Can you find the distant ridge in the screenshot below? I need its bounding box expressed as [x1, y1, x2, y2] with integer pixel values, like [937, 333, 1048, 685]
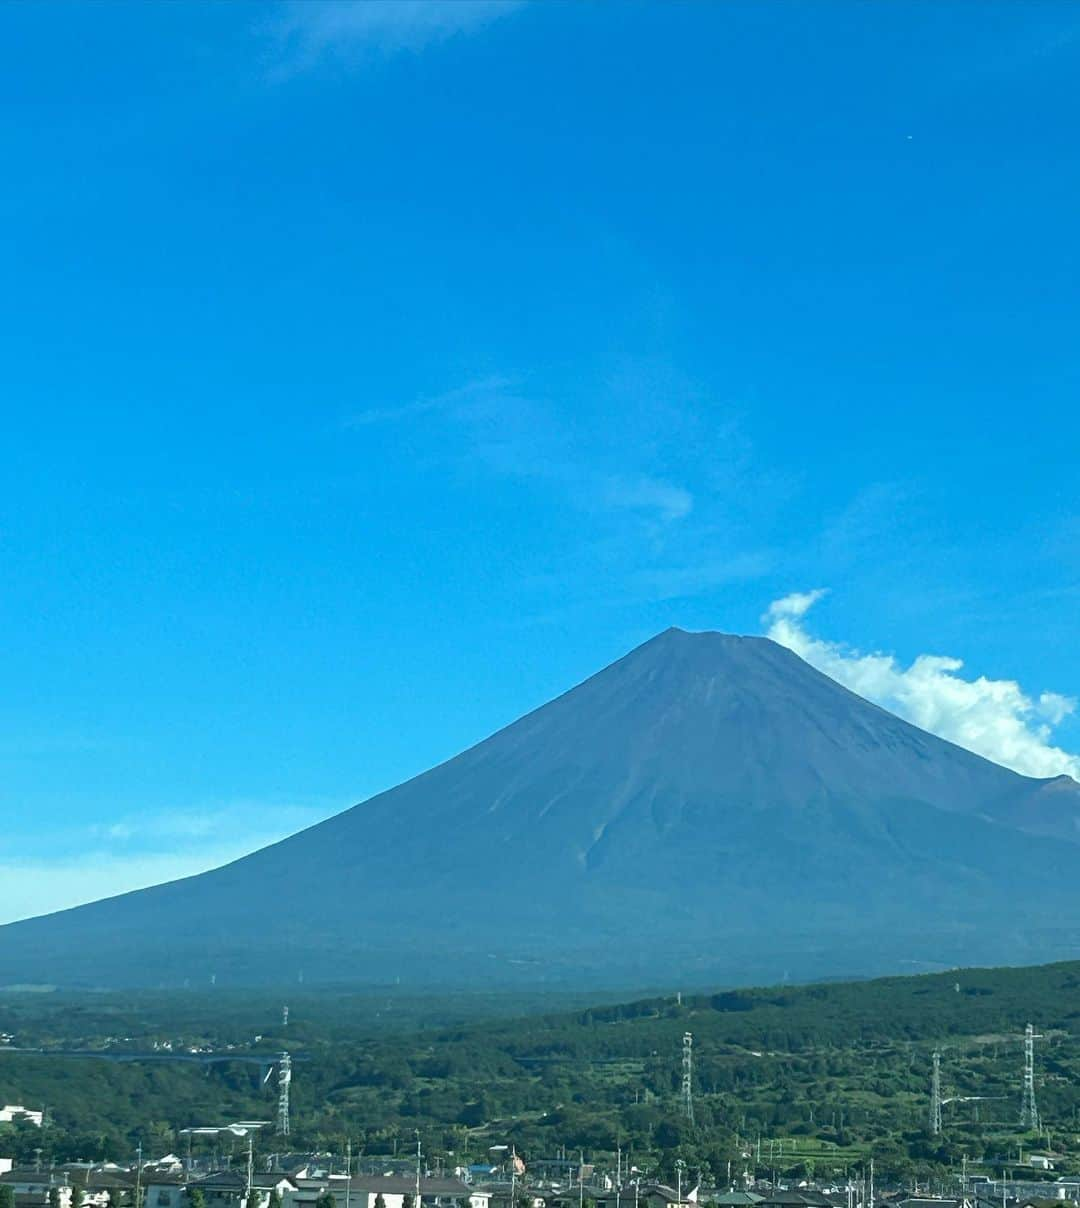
[3, 627, 1080, 988]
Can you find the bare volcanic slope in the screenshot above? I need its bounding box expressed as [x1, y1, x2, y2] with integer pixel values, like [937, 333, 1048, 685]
[4, 628, 1080, 988]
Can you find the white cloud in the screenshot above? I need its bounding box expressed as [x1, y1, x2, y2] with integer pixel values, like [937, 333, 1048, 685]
[268, 0, 524, 74]
[765, 588, 828, 621]
[764, 590, 1080, 782]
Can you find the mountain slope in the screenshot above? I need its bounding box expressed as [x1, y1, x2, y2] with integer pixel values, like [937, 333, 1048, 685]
[4, 628, 1080, 988]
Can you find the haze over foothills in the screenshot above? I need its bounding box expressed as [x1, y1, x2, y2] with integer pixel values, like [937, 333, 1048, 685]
[2, 0, 1080, 931]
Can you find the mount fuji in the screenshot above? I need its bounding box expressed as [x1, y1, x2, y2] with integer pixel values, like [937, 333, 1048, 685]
[4, 628, 1080, 988]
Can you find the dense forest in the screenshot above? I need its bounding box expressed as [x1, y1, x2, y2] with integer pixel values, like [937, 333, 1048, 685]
[4, 961, 1080, 1187]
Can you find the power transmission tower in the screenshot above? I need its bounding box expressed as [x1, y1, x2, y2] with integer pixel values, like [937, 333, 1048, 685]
[1020, 1024, 1040, 1130]
[277, 1051, 292, 1137]
[930, 1051, 943, 1136]
[681, 1032, 694, 1124]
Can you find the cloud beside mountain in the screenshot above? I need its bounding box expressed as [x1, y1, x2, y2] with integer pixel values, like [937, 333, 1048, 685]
[765, 590, 1080, 781]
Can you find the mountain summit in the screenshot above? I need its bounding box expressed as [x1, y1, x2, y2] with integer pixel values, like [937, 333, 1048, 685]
[4, 628, 1080, 987]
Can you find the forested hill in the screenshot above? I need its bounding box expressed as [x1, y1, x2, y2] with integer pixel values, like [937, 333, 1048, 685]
[5, 959, 1080, 1183]
[513, 958, 1080, 1049]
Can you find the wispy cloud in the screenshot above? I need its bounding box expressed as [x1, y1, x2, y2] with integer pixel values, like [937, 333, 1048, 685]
[951, 16, 1080, 86]
[764, 591, 1080, 782]
[628, 551, 774, 602]
[346, 372, 791, 611]
[349, 376, 698, 530]
[602, 475, 693, 523]
[344, 376, 512, 428]
[84, 802, 331, 849]
[267, 0, 524, 76]
[0, 847, 257, 927]
[3, 802, 340, 925]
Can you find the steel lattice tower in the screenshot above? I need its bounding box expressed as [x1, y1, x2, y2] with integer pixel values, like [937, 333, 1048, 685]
[1020, 1024, 1040, 1130]
[278, 1051, 292, 1137]
[681, 1032, 694, 1124]
[929, 1051, 942, 1136]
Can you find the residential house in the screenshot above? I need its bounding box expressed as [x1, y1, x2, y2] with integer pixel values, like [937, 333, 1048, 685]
[528, 1164, 594, 1187]
[286, 1175, 475, 1208]
[59, 1165, 134, 1206]
[591, 1186, 692, 1208]
[188, 1171, 297, 1208]
[893, 1198, 967, 1208]
[756, 1194, 835, 1208]
[1, 1170, 77, 1208]
[141, 1173, 187, 1208]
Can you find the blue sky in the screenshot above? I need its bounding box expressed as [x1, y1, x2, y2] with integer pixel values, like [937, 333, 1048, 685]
[2, 0, 1079, 921]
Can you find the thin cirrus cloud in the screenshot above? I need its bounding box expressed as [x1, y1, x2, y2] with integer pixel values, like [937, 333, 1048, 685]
[3, 802, 340, 925]
[344, 376, 513, 428]
[267, 0, 525, 74]
[764, 590, 1080, 782]
[603, 475, 693, 523]
[0, 849, 255, 927]
[348, 377, 696, 529]
[86, 802, 332, 847]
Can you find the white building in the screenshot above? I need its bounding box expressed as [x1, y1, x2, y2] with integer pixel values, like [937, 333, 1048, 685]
[0, 1106, 43, 1127]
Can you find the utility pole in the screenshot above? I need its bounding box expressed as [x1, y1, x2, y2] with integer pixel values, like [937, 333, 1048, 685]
[135, 1143, 143, 1208]
[930, 1052, 943, 1136]
[346, 1140, 352, 1208]
[246, 1135, 254, 1208]
[415, 1131, 422, 1208]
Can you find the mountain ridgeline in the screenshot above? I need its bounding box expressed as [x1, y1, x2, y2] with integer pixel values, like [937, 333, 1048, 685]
[4, 628, 1080, 988]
